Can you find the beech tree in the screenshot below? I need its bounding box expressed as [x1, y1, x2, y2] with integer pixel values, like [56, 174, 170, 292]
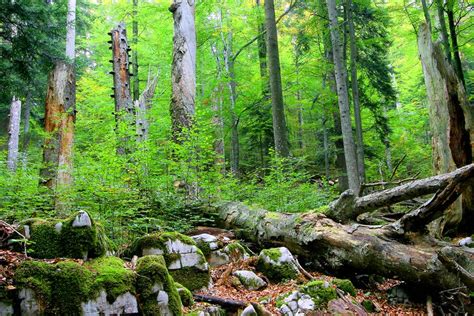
[7, 97, 22, 172]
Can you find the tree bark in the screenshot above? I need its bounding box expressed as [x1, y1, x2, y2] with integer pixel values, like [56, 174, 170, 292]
[326, 163, 474, 223]
[7, 97, 21, 172]
[435, 0, 451, 63]
[211, 43, 226, 173]
[346, 0, 365, 182]
[110, 22, 134, 154]
[65, 0, 76, 60]
[326, 0, 360, 194]
[418, 23, 473, 234]
[214, 201, 474, 293]
[135, 72, 158, 142]
[264, 0, 290, 157]
[446, 0, 465, 87]
[132, 0, 140, 101]
[169, 0, 196, 142]
[40, 62, 76, 191]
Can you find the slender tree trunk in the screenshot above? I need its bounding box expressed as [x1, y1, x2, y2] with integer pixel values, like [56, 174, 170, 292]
[169, 0, 196, 142]
[7, 97, 21, 172]
[256, 0, 270, 97]
[326, 0, 360, 194]
[435, 0, 451, 63]
[347, 0, 365, 182]
[110, 22, 134, 154]
[65, 0, 76, 60]
[132, 0, 140, 101]
[418, 23, 473, 234]
[40, 62, 76, 191]
[294, 46, 304, 150]
[211, 43, 226, 173]
[446, 0, 466, 87]
[420, 0, 432, 32]
[264, 0, 290, 157]
[21, 90, 32, 161]
[136, 71, 158, 142]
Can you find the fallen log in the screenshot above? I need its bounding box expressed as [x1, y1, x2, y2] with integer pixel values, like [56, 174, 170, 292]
[193, 294, 247, 310]
[214, 202, 474, 293]
[327, 163, 474, 222]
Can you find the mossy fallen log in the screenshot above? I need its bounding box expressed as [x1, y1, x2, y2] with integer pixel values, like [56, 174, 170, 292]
[215, 202, 474, 293]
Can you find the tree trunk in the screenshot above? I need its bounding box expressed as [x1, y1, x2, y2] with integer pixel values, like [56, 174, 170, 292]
[65, 0, 76, 60]
[418, 23, 473, 234]
[435, 0, 451, 63]
[264, 0, 290, 157]
[39, 62, 76, 191]
[326, 0, 360, 194]
[211, 43, 226, 173]
[256, 0, 270, 98]
[7, 97, 22, 172]
[420, 0, 432, 32]
[214, 201, 474, 293]
[22, 90, 32, 153]
[326, 163, 474, 223]
[132, 0, 140, 101]
[446, 0, 466, 87]
[136, 72, 158, 142]
[346, 0, 365, 182]
[294, 44, 304, 150]
[110, 22, 134, 154]
[169, 0, 196, 142]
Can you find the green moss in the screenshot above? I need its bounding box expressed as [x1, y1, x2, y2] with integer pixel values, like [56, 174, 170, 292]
[300, 280, 337, 308]
[14, 260, 94, 315]
[28, 221, 62, 259]
[60, 214, 102, 259]
[175, 282, 194, 307]
[86, 257, 135, 303]
[135, 255, 183, 316]
[256, 248, 299, 282]
[127, 231, 196, 257]
[170, 267, 210, 291]
[265, 212, 283, 220]
[332, 278, 356, 296]
[195, 240, 212, 258]
[361, 300, 375, 312]
[275, 292, 292, 308]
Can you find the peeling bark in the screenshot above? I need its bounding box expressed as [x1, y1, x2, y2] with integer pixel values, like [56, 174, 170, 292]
[40, 62, 76, 190]
[136, 72, 158, 142]
[7, 97, 21, 172]
[169, 0, 196, 142]
[215, 202, 474, 292]
[418, 23, 473, 233]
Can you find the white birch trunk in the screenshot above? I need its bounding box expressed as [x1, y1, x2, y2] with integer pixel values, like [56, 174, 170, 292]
[65, 0, 76, 60]
[7, 97, 22, 172]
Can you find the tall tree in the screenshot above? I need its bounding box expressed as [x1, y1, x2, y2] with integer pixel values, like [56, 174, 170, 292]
[169, 0, 196, 142]
[40, 0, 76, 195]
[7, 97, 22, 172]
[446, 0, 466, 87]
[132, 0, 140, 101]
[346, 0, 365, 182]
[264, 0, 289, 157]
[326, 0, 360, 194]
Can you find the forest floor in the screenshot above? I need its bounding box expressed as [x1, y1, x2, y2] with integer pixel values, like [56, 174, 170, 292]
[189, 255, 428, 315]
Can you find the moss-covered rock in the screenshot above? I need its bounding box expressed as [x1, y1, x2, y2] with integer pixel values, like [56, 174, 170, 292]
[233, 270, 267, 290]
[22, 211, 108, 260]
[175, 282, 194, 307]
[300, 280, 337, 308]
[361, 299, 376, 312]
[13, 256, 137, 315]
[332, 278, 356, 296]
[135, 255, 183, 316]
[127, 232, 210, 291]
[256, 247, 300, 282]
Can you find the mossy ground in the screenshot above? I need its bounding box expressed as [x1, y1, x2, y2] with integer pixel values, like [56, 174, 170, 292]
[300, 280, 337, 308]
[170, 267, 210, 291]
[332, 278, 356, 296]
[135, 255, 183, 316]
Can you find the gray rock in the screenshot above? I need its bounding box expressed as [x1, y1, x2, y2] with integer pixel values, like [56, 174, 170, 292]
[81, 290, 138, 315]
[257, 247, 300, 281]
[233, 270, 267, 290]
[198, 305, 225, 316]
[143, 247, 164, 256]
[54, 222, 63, 233]
[192, 233, 219, 250]
[209, 250, 230, 267]
[157, 291, 172, 316]
[18, 288, 41, 315]
[459, 236, 473, 247]
[0, 302, 13, 316]
[241, 304, 257, 316]
[327, 298, 367, 315]
[279, 291, 315, 316]
[72, 210, 92, 227]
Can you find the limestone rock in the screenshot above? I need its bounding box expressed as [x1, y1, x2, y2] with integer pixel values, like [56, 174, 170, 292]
[256, 247, 300, 282]
[278, 291, 315, 316]
[81, 290, 138, 315]
[0, 301, 13, 316]
[72, 210, 92, 227]
[327, 298, 368, 316]
[208, 242, 250, 267]
[192, 233, 219, 250]
[18, 288, 41, 315]
[241, 304, 257, 316]
[233, 270, 267, 290]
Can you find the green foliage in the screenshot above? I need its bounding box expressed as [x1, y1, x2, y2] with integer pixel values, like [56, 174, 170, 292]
[175, 283, 194, 307]
[300, 280, 337, 308]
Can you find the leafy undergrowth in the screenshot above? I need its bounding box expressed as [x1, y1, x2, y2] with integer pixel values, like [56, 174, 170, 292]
[191, 258, 427, 315]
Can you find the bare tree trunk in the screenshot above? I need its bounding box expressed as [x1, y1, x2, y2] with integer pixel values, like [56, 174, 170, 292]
[420, 0, 432, 32]
[215, 201, 474, 293]
[40, 62, 76, 191]
[169, 0, 196, 142]
[22, 90, 32, 153]
[110, 22, 134, 154]
[294, 44, 304, 150]
[136, 71, 158, 142]
[211, 43, 226, 173]
[418, 23, 473, 234]
[326, 0, 360, 194]
[7, 97, 21, 172]
[65, 0, 76, 60]
[264, 0, 289, 157]
[132, 0, 139, 101]
[346, 0, 365, 182]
